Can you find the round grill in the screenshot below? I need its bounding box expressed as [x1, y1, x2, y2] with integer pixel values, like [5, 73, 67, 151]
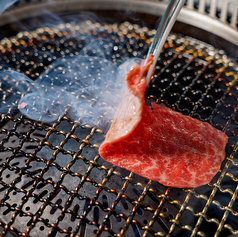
[0, 1, 237, 237]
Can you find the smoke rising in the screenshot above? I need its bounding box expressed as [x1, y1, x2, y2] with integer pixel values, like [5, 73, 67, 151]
[18, 56, 118, 125]
[0, 70, 36, 115]
[16, 55, 143, 129]
[0, 22, 144, 130]
[0, 11, 149, 130]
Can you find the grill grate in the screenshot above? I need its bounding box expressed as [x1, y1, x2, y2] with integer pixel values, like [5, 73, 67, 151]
[0, 19, 237, 237]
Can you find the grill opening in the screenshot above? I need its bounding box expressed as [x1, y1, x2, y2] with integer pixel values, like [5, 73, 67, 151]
[0, 2, 237, 237]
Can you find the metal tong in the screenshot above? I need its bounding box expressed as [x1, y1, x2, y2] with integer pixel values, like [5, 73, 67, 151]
[146, 0, 186, 84]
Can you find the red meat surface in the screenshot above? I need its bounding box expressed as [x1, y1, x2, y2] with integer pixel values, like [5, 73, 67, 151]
[99, 55, 228, 188]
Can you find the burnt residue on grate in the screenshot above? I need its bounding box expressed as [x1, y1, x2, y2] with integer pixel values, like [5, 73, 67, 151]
[0, 19, 237, 237]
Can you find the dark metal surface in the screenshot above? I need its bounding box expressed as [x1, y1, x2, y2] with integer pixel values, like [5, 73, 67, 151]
[0, 18, 237, 237]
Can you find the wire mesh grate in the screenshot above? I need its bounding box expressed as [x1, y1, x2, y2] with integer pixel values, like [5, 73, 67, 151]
[0, 19, 237, 237]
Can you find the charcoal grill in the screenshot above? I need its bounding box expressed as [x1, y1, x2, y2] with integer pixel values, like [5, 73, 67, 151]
[0, 0, 237, 236]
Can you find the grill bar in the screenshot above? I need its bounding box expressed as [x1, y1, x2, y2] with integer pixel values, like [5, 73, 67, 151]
[119, 180, 152, 236]
[216, 182, 238, 235]
[190, 147, 236, 237]
[142, 187, 172, 237]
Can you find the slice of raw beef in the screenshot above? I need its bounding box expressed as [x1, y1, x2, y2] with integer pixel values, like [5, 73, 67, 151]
[99, 56, 228, 188]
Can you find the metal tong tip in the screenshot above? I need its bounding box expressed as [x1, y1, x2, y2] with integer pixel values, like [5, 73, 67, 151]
[146, 0, 186, 85]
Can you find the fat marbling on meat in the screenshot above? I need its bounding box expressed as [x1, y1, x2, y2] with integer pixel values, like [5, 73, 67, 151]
[99, 55, 228, 188]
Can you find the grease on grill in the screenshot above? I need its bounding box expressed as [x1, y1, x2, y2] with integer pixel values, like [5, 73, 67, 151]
[0, 20, 237, 237]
